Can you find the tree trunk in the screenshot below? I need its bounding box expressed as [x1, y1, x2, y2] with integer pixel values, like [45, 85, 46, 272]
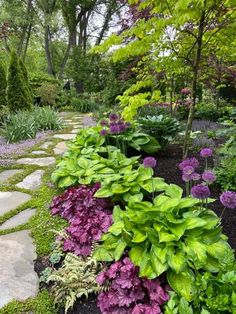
[17, 0, 33, 56]
[22, 24, 32, 62]
[170, 75, 174, 117]
[182, 7, 206, 158]
[96, 0, 115, 45]
[44, 24, 55, 76]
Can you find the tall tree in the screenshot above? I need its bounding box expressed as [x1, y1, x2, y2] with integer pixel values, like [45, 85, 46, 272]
[0, 62, 7, 108]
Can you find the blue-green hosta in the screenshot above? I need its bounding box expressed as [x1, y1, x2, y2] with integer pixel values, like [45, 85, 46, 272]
[93, 185, 234, 301]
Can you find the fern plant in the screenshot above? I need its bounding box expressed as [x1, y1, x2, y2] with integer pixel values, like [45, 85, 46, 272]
[47, 250, 105, 313]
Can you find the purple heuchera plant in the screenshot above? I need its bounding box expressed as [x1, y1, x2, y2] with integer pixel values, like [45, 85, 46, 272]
[50, 184, 112, 256]
[97, 257, 169, 314]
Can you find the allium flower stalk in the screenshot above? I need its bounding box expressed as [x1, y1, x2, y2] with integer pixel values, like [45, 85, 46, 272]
[143, 157, 157, 200]
[220, 191, 236, 218]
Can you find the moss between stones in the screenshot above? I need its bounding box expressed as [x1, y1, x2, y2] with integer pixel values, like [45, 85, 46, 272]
[0, 290, 56, 314]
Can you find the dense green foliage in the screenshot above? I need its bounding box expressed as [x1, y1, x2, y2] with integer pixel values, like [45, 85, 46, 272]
[0, 62, 7, 108]
[7, 52, 32, 111]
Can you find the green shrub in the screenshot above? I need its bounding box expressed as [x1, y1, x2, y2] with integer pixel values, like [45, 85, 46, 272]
[7, 51, 32, 111]
[2, 107, 62, 143]
[37, 83, 59, 106]
[0, 106, 9, 126]
[138, 104, 170, 117]
[70, 97, 98, 113]
[19, 59, 33, 105]
[216, 156, 236, 191]
[0, 62, 7, 108]
[195, 103, 233, 121]
[138, 115, 181, 147]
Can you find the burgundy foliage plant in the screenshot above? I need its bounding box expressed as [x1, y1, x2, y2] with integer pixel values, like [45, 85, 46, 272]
[97, 257, 169, 314]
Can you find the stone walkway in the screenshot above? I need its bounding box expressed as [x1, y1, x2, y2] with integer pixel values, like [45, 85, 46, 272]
[0, 113, 86, 308]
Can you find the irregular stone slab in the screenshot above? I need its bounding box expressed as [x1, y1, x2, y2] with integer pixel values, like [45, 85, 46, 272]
[0, 209, 36, 230]
[31, 150, 47, 155]
[53, 142, 67, 155]
[0, 230, 38, 308]
[39, 141, 53, 149]
[0, 192, 31, 216]
[64, 119, 73, 122]
[16, 157, 55, 167]
[53, 134, 76, 140]
[16, 170, 45, 190]
[71, 128, 80, 134]
[0, 170, 23, 183]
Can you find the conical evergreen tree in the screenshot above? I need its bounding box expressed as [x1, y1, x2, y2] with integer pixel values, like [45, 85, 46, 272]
[0, 62, 7, 108]
[19, 59, 33, 104]
[7, 51, 32, 111]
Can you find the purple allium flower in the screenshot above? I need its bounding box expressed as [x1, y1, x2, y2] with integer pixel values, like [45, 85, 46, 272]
[109, 123, 119, 134]
[191, 184, 211, 199]
[202, 170, 216, 184]
[190, 172, 201, 181]
[143, 157, 157, 168]
[182, 174, 191, 182]
[220, 191, 236, 209]
[200, 148, 213, 158]
[100, 119, 108, 127]
[182, 166, 194, 175]
[178, 158, 199, 171]
[100, 129, 107, 136]
[109, 113, 119, 122]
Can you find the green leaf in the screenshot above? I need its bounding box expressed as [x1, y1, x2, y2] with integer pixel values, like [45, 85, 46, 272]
[58, 176, 77, 188]
[78, 157, 89, 169]
[129, 246, 144, 266]
[114, 239, 127, 261]
[185, 217, 206, 229]
[111, 183, 130, 194]
[113, 206, 123, 223]
[94, 186, 113, 198]
[179, 298, 193, 314]
[168, 249, 186, 273]
[167, 270, 196, 301]
[127, 193, 143, 203]
[139, 253, 156, 279]
[206, 240, 232, 260]
[150, 247, 168, 275]
[157, 228, 178, 242]
[152, 245, 168, 264]
[108, 221, 124, 236]
[132, 228, 147, 243]
[165, 184, 183, 199]
[185, 238, 207, 264]
[92, 247, 114, 261]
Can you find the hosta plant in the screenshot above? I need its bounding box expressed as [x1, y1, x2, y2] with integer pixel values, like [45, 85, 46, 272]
[97, 257, 169, 314]
[165, 270, 236, 313]
[138, 115, 181, 148]
[93, 184, 234, 301]
[50, 184, 112, 256]
[52, 148, 167, 203]
[47, 252, 104, 313]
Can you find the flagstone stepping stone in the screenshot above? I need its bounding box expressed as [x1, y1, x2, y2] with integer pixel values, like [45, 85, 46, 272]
[0, 192, 31, 216]
[16, 157, 55, 167]
[0, 170, 23, 183]
[71, 129, 80, 134]
[31, 150, 47, 155]
[16, 170, 45, 191]
[0, 209, 36, 230]
[0, 230, 38, 308]
[53, 142, 67, 155]
[64, 119, 73, 122]
[39, 141, 53, 149]
[53, 134, 76, 140]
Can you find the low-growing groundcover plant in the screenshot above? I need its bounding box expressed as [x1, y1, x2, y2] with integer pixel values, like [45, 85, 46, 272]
[96, 257, 169, 314]
[50, 184, 112, 256]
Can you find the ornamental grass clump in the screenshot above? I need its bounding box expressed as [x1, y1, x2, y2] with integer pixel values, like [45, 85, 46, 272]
[50, 184, 113, 256]
[97, 257, 169, 314]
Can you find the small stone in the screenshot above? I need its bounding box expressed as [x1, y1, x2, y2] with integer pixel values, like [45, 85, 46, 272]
[0, 208, 36, 230]
[16, 170, 45, 190]
[53, 134, 76, 140]
[0, 170, 23, 183]
[39, 141, 53, 149]
[0, 192, 31, 216]
[0, 230, 38, 307]
[16, 157, 55, 167]
[53, 142, 67, 155]
[31, 150, 47, 155]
